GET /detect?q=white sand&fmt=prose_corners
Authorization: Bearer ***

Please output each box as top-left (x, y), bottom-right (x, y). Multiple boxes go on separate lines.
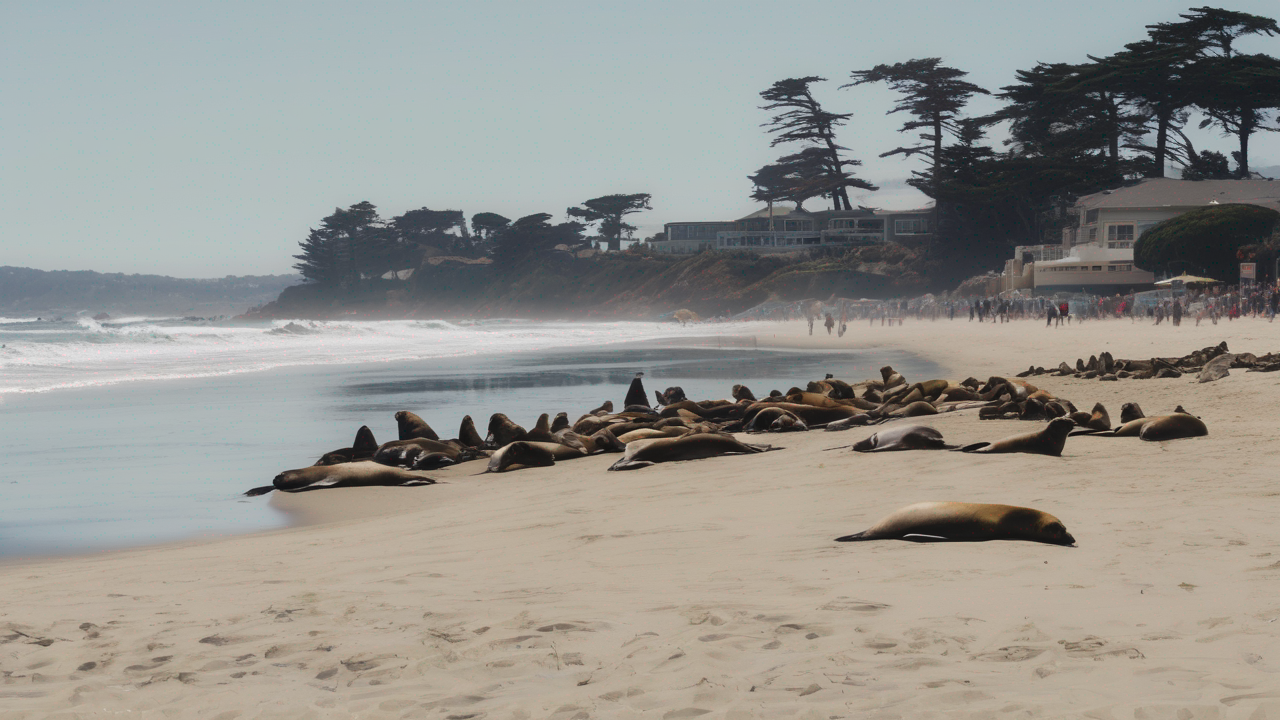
top-left (4, 316), bottom-right (1280, 718)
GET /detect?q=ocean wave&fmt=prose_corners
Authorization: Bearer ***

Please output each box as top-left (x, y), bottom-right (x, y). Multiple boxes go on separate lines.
top-left (0, 318), bottom-right (743, 394)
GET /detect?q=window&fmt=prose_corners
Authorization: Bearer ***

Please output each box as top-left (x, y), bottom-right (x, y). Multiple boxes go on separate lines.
top-left (1086, 209), bottom-right (1099, 224)
top-left (1088, 227), bottom-right (1097, 241)
top-left (858, 219), bottom-right (884, 231)
top-left (1107, 224), bottom-right (1134, 249)
top-left (895, 218), bottom-right (929, 234)
top-left (1092, 266), bottom-right (1102, 271)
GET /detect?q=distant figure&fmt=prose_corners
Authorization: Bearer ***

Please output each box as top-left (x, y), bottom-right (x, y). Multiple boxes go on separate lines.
top-left (807, 315), bottom-right (815, 335)
top-left (1046, 303), bottom-right (1058, 327)
top-left (824, 313), bottom-right (835, 335)
top-left (1058, 302), bottom-right (1070, 326)
top-left (1172, 301), bottom-right (1182, 326)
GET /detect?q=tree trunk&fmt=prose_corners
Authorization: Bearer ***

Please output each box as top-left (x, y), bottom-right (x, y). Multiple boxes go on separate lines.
top-left (608, 237), bottom-right (621, 252)
top-left (1152, 111), bottom-right (1169, 178)
top-left (1238, 120), bottom-right (1252, 177)
top-left (931, 113), bottom-right (943, 255)
top-left (1104, 93), bottom-right (1120, 176)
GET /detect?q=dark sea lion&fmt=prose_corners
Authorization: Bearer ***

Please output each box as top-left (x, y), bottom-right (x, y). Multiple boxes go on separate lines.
top-left (1120, 403), bottom-right (1145, 424)
top-left (744, 401), bottom-right (861, 426)
top-left (247, 461), bottom-right (436, 495)
top-left (486, 413), bottom-right (528, 448)
top-left (589, 401), bottom-right (614, 416)
top-left (852, 425), bottom-right (954, 452)
top-left (624, 372), bottom-right (650, 408)
top-left (1068, 410), bottom-right (1092, 427)
top-left (654, 386), bottom-right (687, 406)
top-left (1139, 413), bottom-right (1208, 441)
top-left (314, 425), bottom-right (379, 465)
top-left (732, 384), bottom-right (757, 402)
top-left (607, 434), bottom-right (776, 471)
top-left (880, 366), bottom-right (906, 389)
top-left (960, 417), bottom-right (1075, 456)
top-left (396, 411), bottom-right (439, 441)
top-left (486, 441), bottom-right (587, 473)
top-left (458, 415), bottom-right (485, 448)
top-left (1043, 401), bottom-right (1068, 419)
top-left (526, 413), bottom-right (556, 442)
top-left (374, 438), bottom-right (464, 468)
top-left (550, 412), bottom-right (570, 433)
top-left (835, 502), bottom-right (1075, 545)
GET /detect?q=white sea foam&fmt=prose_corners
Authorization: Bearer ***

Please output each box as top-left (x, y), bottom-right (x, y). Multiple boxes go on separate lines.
top-left (0, 317), bottom-right (741, 394)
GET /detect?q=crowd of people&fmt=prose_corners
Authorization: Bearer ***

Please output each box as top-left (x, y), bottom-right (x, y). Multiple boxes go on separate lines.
top-left (733, 282), bottom-right (1280, 332)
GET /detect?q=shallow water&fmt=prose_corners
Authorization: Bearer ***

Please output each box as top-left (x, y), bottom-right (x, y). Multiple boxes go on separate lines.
top-left (0, 323), bottom-right (938, 557)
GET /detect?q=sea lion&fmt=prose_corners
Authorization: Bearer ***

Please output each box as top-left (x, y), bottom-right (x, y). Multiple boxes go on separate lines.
top-left (824, 414), bottom-right (873, 431)
top-left (880, 366), bottom-right (906, 390)
top-left (624, 372), bottom-right (650, 408)
top-left (396, 411), bottom-right (439, 441)
top-left (373, 438), bottom-right (464, 469)
top-left (744, 401), bottom-right (861, 426)
top-left (852, 425), bottom-right (954, 452)
top-left (1139, 412), bottom-right (1208, 441)
top-left (893, 400), bottom-right (939, 418)
top-left (732, 384), bottom-right (757, 402)
top-left (1119, 403), bottom-right (1144, 423)
top-left (526, 413), bottom-right (556, 442)
top-left (616, 427), bottom-right (689, 443)
top-left (550, 412), bottom-right (570, 433)
top-left (835, 502), bottom-right (1075, 545)
top-left (589, 401), bottom-right (614, 416)
top-left (457, 415), bottom-right (485, 448)
top-left (247, 461), bottom-right (436, 496)
top-left (1085, 403), bottom-right (1111, 431)
top-left (607, 434), bottom-right (776, 471)
top-left (744, 406), bottom-right (806, 433)
top-left (486, 441), bottom-right (587, 473)
top-left (314, 425), bottom-right (380, 465)
top-left (486, 413), bottom-right (529, 448)
top-left (960, 417), bottom-right (1074, 456)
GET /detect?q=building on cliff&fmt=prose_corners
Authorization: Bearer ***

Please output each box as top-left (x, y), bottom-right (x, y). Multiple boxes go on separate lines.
top-left (652, 205), bottom-right (933, 255)
top-left (997, 178), bottom-right (1280, 295)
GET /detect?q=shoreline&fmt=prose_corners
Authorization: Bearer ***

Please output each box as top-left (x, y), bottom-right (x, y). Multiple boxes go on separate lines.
top-left (4, 316), bottom-right (1280, 716)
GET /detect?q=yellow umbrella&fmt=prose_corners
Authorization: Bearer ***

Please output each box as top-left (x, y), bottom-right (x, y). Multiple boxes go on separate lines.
top-left (1155, 273), bottom-right (1220, 286)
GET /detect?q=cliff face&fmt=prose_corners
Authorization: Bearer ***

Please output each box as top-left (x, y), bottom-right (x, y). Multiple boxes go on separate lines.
top-left (0, 266), bottom-right (301, 317)
top-left (248, 246), bottom-right (926, 319)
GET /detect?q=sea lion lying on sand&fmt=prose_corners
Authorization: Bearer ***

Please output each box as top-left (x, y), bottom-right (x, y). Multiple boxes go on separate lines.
top-left (852, 425), bottom-right (954, 452)
top-left (960, 417), bottom-right (1074, 456)
top-left (608, 434), bottom-right (776, 471)
top-left (246, 461), bottom-right (436, 496)
top-left (486, 441), bottom-right (588, 473)
top-left (835, 502), bottom-right (1075, 545)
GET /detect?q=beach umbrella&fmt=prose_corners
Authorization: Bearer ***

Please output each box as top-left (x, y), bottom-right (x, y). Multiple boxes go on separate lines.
top-left (1155, 273), bottom-right (1220, 286)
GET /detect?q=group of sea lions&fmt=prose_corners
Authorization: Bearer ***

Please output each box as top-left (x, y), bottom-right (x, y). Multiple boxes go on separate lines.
top-left (1019, 341), bottom-right (1280, 383)
top-left (246, 358), bottom-right (1212, 550)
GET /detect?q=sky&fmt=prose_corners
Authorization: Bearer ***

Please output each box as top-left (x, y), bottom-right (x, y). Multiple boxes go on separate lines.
top-left (5, 0), bottom-right (1280, 277)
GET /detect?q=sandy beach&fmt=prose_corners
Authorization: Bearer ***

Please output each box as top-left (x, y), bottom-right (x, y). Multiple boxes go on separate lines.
top-left (4, 316), bottom-right (1280, 719)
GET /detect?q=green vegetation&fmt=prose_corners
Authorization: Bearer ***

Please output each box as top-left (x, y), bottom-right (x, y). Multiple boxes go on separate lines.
top-left (1134, 203), bottom-right (1280, 281)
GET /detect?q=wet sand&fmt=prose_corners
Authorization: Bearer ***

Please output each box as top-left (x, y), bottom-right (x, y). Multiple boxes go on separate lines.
top-left (4, 316), bottom-right (1280, 718)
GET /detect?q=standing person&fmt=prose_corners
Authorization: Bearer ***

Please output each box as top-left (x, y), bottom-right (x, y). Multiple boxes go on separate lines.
top-left (968, 303), bottom-right (975, 321)
top-left (1046, 302), bottom-right (1058, 327)
top-left (1058, 301), bottom-right (1070, 326)
top-left (824, 313), bottom-right (835, 335)
top-left (1172, 301), bottom-right (1182, 326)
top-left (807, 314), bottom-right (815, 335)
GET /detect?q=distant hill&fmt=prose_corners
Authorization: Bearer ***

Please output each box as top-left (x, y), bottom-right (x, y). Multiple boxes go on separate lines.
top-left (0, 266), bottom-right (301, 317)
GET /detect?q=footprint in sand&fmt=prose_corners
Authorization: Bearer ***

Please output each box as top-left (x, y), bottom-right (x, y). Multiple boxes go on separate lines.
top-left (972, 646), bottom-right (1047, 662)
top-left (820, 598), bottom-right (890, 613)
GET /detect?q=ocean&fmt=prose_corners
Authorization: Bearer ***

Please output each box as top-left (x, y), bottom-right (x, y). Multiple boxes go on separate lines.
top-left (0, 317), bottom-right (939, 557)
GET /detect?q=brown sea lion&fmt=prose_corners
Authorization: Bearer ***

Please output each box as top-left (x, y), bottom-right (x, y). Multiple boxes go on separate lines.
top-left (589, 401), bottom-right (614, 416)
top-left (824, 414), bottom-right (873, 431)
top-left (247, 461), bottom-right (436, 496)
top-left (1139, 413), bottom-right (1208, 441)
top-left (616, 427), bottom-right (689, 443)
top-left (486, 441), bottom-right (587, 473)
top-left (486, 413), bottom-right (528, 448)
top-left (835, 502), bottom-right (1075, 545)
top-left (1085, 403), bottom-right (1111, 431)
top-left (314, 425), bottom-right (380, 466)
top-left (732, 384), bottom-right (757, 402)
top-left (894, 400), bottom-right (939, 418)
top-left (396, 411), bottom-right (439, 441)
top-left (852, 425), bottom-right (954, 452)
top-left (744, 401), bottom-right (862, 426)
top-left (526, 413), bottom-right (556, 442)
top-left (458, 415), bottom-right (485, 448)
top-left (960, 418), bottom-right (1074, 456)
top-left (880, 366), bottom-right (906, 390)
top-left (550, 412), bottom-right (570, 433)
top-left (607, 434), bottom-right (776, 471)
top-left (744, 406), bottom-right (806, 433)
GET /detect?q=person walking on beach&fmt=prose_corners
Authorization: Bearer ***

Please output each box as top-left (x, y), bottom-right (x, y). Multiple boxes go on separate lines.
top-left (807, 314), bottom-right (814, 335)
top-left (1046, 303), bottom-right (1058, 327)
top-left (824, 313), bottom-right (835, 335)
top-left (1058, 301), bottom-right (1070, 326)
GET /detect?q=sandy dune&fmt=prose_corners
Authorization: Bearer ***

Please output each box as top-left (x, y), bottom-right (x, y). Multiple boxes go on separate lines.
top-left (5, 316), bottom-right (1280, 718)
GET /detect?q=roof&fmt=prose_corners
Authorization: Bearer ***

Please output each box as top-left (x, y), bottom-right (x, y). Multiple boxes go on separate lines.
top-left (1076, 178), bottom-right (1280, 212)
top-left (736, 205), bottom-right (810, 221)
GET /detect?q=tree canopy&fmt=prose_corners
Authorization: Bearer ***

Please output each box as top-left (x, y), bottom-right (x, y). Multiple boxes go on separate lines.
top-left (1134, 203), bottom-right (1280, 281)
top-left (566, 194), bottom-right (652, 251)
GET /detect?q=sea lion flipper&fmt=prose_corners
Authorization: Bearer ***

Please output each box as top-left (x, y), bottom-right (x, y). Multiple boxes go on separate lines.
top-left (244, 485), bottom-right (276, 497)
top-left (834, 531), bottom-right (870, 542)
top-left (957, 442), bottom-right (990, 453)
top-left (900, 534), bottom-right (952, 542)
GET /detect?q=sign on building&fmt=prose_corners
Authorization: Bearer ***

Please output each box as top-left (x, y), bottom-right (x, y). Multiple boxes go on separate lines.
top-left (1241, 262), bottom-right (1257, 282)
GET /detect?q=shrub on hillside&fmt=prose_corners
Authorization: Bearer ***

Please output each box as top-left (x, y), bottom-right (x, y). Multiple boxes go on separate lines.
top-left (1134, 204), bottom-right (1280, 281)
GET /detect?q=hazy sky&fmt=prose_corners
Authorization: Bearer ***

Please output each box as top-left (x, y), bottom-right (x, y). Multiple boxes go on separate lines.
top-left (6, 0), bottom-right (1280, 277)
